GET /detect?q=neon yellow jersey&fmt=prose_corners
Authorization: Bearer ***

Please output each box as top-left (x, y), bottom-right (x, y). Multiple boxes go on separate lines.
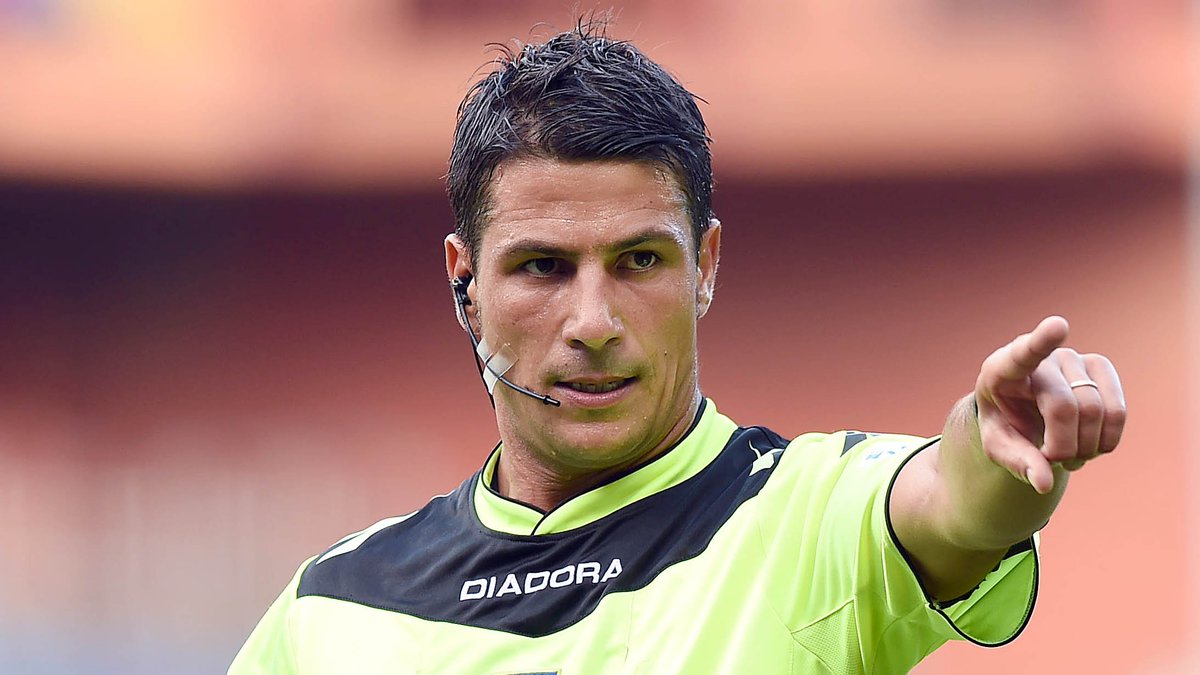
top-left (230, 400), bottom-right (1037, 674)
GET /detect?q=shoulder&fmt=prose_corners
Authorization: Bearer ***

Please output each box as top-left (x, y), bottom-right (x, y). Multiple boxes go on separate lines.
top-left (775, 430), bottom-right (933, 479)
top-left (752, 429), bottom-right (935, 531)
top-left (297, 476), bottom-right (475, 597)
top-left (698, 410), bottom-right (932, 498)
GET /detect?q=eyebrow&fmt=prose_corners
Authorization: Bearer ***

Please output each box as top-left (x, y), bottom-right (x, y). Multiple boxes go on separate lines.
top-left (498, 226), bottom-right (688, 259)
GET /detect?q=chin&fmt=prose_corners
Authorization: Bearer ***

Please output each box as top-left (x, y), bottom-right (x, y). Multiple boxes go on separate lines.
top-left (546, 422), bottom-right (649, 469)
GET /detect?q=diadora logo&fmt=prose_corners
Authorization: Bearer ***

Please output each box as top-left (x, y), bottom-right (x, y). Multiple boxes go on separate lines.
top-left (459, 558), bottom-right (623, 602)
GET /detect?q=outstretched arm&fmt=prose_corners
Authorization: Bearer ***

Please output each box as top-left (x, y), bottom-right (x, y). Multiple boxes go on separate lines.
top-left (890, 316), bottom-right (1127, 602)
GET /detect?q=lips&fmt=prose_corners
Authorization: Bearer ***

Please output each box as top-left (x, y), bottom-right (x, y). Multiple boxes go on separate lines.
top-left (552, 376), bottom-right (638, 407)
top-left (563, 379), bottom-right (632, 394)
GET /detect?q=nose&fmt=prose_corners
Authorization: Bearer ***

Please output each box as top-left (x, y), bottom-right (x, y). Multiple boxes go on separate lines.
top-left (561, 267), bottom-right (623, 351)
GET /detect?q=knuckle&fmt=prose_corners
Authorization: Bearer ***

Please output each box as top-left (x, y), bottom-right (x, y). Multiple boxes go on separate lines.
top-left (1046, 399), bottom-right (1078, 424)
top-left (1104, 407), bottom-right (1127, 430)
top-left (1076, 399), bottom-right (1103, 421)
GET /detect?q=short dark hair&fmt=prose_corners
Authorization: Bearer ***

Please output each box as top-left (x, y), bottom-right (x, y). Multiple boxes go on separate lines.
top-left (448, 22), bottom-right (714, 263)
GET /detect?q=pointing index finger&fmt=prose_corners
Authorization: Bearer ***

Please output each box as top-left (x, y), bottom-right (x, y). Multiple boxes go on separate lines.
top-left (995, 316), bottom-right (1070, 381)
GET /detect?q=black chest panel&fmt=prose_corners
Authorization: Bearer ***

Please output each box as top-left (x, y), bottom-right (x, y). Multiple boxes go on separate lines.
top-left (297, 425), bottom-right (791, 637)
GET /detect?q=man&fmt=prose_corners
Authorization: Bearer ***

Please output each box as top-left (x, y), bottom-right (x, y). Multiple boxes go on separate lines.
top-left (230, 25), bottom-right (1125, 674)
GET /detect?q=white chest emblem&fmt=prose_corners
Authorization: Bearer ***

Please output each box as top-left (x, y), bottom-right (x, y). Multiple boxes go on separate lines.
top-left (748, 441), bottom-right (784, 476)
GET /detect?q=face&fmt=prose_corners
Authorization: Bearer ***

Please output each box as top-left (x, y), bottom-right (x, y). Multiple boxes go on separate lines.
top-left (446, 158), bottom-right (720, 475)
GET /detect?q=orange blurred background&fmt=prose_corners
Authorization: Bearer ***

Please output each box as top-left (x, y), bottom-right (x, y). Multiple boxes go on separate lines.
top-left (0, 2), bottom-right (1194, 673)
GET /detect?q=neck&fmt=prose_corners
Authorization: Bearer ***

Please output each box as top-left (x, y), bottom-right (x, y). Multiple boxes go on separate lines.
top-left (494, 392), bottom-right (703, 513)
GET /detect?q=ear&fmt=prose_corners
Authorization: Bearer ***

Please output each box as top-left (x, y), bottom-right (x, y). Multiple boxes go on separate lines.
top-left (445, 234), bottom-right (476, 331)
top-left (696, 218), bottom-right (721, 318)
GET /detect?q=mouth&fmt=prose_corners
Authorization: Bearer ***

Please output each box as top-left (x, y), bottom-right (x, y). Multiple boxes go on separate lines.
top-left (561, 378), bottom-right (635, 394)
top-left (552, 376), bottom-right (638, 407)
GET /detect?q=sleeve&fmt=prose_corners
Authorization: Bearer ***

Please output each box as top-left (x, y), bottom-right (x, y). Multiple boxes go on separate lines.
top-left (754, 432), bottom-right (1038, 671)
top-left (228, 557), bottom-right (315, 675)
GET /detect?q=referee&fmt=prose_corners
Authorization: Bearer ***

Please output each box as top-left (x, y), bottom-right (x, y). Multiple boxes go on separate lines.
top-left (230, 25), bottom-right (1126, 674)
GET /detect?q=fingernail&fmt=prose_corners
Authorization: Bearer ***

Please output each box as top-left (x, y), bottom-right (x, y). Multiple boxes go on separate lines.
top-left (1025, 468), bottom-right (1039, 492)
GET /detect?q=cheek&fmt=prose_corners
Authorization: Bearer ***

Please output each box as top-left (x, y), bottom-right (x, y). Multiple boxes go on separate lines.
top-left (641, 289), bottom-right (700, 352)
top-left (518, 299), bottom-right (558, 344)
top-left (483, 289), bottom-right (553, 341)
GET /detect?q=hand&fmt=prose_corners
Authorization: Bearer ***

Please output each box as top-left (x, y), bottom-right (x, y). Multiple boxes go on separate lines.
top-left (975, 316), bottom-right (1126, 495)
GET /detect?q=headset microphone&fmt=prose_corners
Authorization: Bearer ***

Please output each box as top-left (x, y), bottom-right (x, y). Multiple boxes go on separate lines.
top-left (452, 276), bottom-right (561, 408)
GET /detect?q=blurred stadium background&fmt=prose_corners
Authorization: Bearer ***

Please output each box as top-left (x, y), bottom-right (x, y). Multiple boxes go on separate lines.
top-left (0, 1), bottom-right (1194, 673)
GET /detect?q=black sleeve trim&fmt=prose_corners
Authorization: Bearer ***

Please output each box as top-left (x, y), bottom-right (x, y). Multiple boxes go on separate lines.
top-left (882, 438), bottom-right (1039, 648)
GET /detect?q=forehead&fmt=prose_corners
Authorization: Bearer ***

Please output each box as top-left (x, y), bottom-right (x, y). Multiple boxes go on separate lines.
top-left (480, 158), bottom-right (691, 258)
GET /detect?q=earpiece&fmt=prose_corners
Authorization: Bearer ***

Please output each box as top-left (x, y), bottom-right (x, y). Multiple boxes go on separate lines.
top-left (451, 275), bottom-right (474, 335)
top-left (452, 275), bottom-right (472, 307)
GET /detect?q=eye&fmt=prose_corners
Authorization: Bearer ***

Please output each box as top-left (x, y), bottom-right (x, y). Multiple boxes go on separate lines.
top-left (622, 251), bottom-right (660, 271)
top-left (521, 258), bottom-right (561, 277)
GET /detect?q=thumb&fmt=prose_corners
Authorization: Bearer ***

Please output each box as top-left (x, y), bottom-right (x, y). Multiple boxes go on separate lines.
top-left (978, 414), bottom-right (1056, 494)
